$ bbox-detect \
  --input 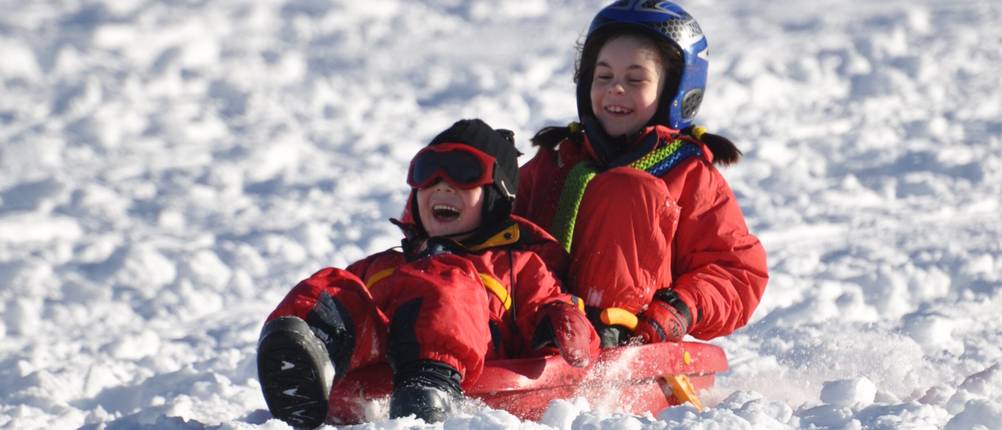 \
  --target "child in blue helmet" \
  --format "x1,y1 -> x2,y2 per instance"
515,1 -> 769,347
